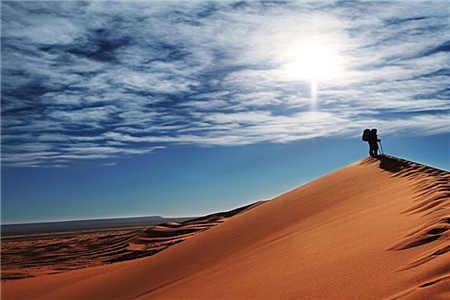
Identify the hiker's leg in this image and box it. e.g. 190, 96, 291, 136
369, 144, 375, 157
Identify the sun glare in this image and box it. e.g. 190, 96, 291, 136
279, 36, 343, 81
276, 36, 344, 106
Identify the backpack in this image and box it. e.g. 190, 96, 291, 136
362, 129, 370, 141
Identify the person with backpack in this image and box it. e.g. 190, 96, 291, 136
362, 128, 381, 158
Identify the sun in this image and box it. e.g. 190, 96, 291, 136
278, 37, 343, 82
275, 36, 345, 106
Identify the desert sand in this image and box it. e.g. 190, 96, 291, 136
2, 155, 449, 299
1, 203, 259, 280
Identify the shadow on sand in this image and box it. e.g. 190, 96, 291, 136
379, 155, 412, 174
360, 154, 449, 271
362, 154, 448, 177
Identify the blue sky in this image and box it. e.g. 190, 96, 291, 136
1, 1, 449, 224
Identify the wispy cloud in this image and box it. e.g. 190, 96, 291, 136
2, 1, 449, 167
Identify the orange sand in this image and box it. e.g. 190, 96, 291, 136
3, 156, 449, 299
1, 202, 260, 280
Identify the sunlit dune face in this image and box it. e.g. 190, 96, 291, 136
278, 37, 344, 82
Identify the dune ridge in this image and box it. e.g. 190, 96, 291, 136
2, 155, 449, 299
382, 155, 449, 267
122, 201, 264, 261
376, 155, 449, 298
1, 202, 262, 280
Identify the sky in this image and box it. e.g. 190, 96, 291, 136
1, 1, 449, 224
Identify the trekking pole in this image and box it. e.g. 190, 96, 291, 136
378, 140, 384, 155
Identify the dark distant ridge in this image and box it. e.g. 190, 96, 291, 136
1, 216, 193, 237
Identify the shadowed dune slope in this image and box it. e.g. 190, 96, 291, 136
3, 156, 449, 299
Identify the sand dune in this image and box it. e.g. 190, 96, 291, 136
1, 202, 260, 280
1, 229, 140, 279
2, 155, 449, 299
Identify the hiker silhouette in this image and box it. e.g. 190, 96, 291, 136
362, 128, 381, 158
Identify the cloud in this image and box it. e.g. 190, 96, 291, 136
2, 1, 449, 167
